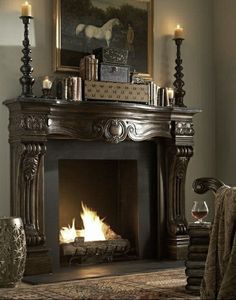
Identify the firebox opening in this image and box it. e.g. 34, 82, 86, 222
58, 159, 138, 265
44, 140, 158, 271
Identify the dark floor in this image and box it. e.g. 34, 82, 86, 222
23, 260, 184, 285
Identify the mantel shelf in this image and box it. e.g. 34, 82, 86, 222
4, 98, 201, 144
4, 97, 201, 114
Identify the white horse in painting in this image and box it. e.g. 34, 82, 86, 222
76, 18, 120, 47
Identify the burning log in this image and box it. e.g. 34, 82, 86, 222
60, 202, 121, 244
59, 202, 130, 264
61, 238, 130, 258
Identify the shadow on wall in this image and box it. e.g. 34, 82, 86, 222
0, 46, 22, 99
157, 34, 175, 87
0, 45, 23, 216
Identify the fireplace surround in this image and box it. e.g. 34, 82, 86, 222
4, 98, 200, 275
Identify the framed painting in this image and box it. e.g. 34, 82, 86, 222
54, 0, 153, 78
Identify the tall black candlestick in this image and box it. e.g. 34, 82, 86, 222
173, 38, 186, 107
19, 16, 35, 98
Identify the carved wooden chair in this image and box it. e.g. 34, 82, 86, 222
192, 177, 225, 195
187, 177, 236, 299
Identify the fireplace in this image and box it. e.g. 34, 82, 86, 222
4, 98, 200, 275
45, 140, 157, 269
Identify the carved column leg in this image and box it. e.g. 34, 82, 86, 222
166, 144, 193, 259
10, 142, 52, 275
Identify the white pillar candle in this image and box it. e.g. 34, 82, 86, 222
42, 76, 52, 89
167, 88, 174, 99
174, 25, 184, 39
21, 1, 32, 17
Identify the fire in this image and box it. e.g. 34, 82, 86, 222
60, 202, 114, 244
81, 202, 106, 242
60, 218, 77, 244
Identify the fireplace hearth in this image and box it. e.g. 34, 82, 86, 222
4, 98, 200, 275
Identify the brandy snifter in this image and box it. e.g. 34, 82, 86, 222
191, 201, 209, 223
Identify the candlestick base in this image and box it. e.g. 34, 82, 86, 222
41, 88, 54, 99
20, 16, 33, 20
173, 38, 185, 41
169, 97, 174, 106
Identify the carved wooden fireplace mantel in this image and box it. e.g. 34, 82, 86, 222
4, 98, 200, 275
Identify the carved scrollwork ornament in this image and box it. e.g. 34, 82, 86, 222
23, 156, 39, 181
24, 224, 45, 246
126, 122, 138, 140
93, 119, 139, 143
173, 146, 193, 179
176, 157, 189, 179
192, 177, 225, 194
19, 114, 48, 131
172, 121, 195, 137
104, 119, 127, 143
169, 222, 188, 236
166, 145, 194, 238
176, 146, 194, 158
17, 143, 27, 156
176, 222, 188, 235
22, 143, 46, 181
93, 122, 104, 137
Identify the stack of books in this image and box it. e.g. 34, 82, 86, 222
79, 54, 98, 81
185, 222, 211, 294
149, 82, 160, 106
56, 77, 82, 101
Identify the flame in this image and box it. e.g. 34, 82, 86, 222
60, 218, 77, 244
81, 202, 106, 242
60, 202, 108, 244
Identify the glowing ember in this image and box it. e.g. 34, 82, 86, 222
60, 218, 77, 244
81, 202, 106, 242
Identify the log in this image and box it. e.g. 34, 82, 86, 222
61, 238, 130, 257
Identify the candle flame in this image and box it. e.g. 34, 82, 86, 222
25, 1, 29, 4
176, 24, 181, 29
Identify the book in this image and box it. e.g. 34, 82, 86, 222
187, 277, 203, 286
188, 245, 209, 253
56, 77, 82, 101
188, 252, 208, 261
185, 268, 205, 277
185, 284, 201, 293
190, 237, 210, 245
185, 260, 206, 269
80, 55, 98, 81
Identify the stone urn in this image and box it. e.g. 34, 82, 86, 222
0, 217, 26, 287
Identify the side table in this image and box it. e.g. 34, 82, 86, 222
185, 222, 211, 294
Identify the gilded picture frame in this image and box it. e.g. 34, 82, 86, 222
54, 0, 153, 79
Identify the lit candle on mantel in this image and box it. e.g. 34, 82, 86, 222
21, 1, 32, 17
174, 24, 184, 39
42, 76, 52, 89
167, 88, 174, 100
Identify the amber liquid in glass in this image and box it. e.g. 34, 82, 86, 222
191, 211, 208, 220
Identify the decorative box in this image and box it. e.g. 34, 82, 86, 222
93, 47, 128, 65
84, 80, 150, 104
99, 63, 130, 83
